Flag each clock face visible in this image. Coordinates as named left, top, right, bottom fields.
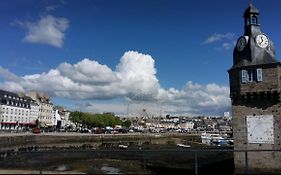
left=256, top=34, right=269, bottom=48
left=236, top=37, right=246, bottom=51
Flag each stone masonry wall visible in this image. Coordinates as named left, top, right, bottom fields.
left=231, top=65, right=281, bottom=174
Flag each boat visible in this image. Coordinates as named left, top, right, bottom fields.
left=211, top=137, right=229, bottom=145
left=32, top=127, right=41, bottom=134
left=118, top=144, right=128, bottom=149
left=177, top=144, right=191, bottom=148
left=228, top=139, right=234, bottom=145
left=201, top=132, right=228, bottom=145
left=201, top=132, right=218, bottom=144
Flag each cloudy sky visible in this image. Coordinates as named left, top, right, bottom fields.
left=0, top=0, right=281, bottom=117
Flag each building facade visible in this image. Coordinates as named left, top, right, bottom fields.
left=0, top=90, right=72, bottom=130
left=53, top=106, right=72, bottom=129
left=28, top=92, right=54, bottom=127
left=0, top=90, right=34, bottom=130
left=228, top=3, right=281, bottom=173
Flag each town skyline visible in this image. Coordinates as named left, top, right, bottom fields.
left=0, top=0, right=281, bottom=116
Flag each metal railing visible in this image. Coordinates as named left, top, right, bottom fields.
left=0, top=148, right=280, bottom=174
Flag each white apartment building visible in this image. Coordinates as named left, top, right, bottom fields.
left=0, top=90, right=34, bottom=130
left=29, top=98, right=39, bottom=124
left=178, top=121, right=194, bottom=130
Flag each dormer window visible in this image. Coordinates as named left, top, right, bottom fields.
left=241, top=68, right=263, bottom=83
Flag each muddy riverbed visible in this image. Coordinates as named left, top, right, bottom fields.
left=0, top=137, right=234, bottom=174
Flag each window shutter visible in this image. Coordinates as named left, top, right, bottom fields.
left=241, top=70, right=247, bottom=83
left=257, top=68, right=263, bottom=82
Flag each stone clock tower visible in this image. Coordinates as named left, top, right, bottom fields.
left=228, top=2, right=281, bottom=174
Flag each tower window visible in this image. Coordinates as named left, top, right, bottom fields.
left=257, top=68, right=263, bottom=81
left=251, top=16, right=257, bottom=25
left=241, top=68, right=262, bottom=83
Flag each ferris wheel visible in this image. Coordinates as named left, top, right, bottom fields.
left=125, top=90, right=157, bottom=121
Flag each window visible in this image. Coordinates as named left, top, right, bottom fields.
left=257, top=68, right=263, bottom=82
left=241, top=68, right=262, bottom=83
left=247, top=70, right=256, bottom=82
left=251, top=16, right=257, bottom=25
left=241, top=70, right=248, bottom=83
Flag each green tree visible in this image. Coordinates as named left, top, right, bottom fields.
left=69, top=111, right=83, bottom=127
left=69, top=111, right=124, bottom=128
left=122, top=120, right=132, bottom=128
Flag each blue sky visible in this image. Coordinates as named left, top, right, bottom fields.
left=0, top=0, right=281, bottom=116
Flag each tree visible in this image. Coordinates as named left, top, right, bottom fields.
left=69, top=111, right=124, bottom=128
left=122, top=120, right=132, bottom=128
left=69, top=111, right=83, bottom=127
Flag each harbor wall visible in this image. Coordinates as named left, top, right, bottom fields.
left=0, top=133, right=201, bottom=150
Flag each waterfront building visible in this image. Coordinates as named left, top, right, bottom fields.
left=53, top=106, right=72, bottom=129
left=28, top=92, right=54, bottom=128
left=228, top=2, right=281, bottom=173
left=178, top=121, right=194, bottom=130
left=53, top=107, right=62, bottom=129
left=0, top=90, right=34, bottom=130
left=223, top=112, right=230, bottom=118
left=27, top=97, right=39, bottom=125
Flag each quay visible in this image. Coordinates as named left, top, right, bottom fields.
left=0, top=132, right=203, bottom=150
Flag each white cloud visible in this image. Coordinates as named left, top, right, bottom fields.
left=0, top=67, right=19, bottom=81
left=222, top=42, right=232, bottom=50
left=46, top=5, right=59, bottom=11
left=0, top=51, right=230, bottom=116
left=0, top=81, right=25, bottom=93
left=16, top=15, right=69, bottom=47
left=58, top=59, right=119, bottom=85
left=203, top=32, right=234, bottom=44
left=215, top=41, right=236, bottom=51
left=116, top=51, right=160, bottom=95
left=155, top=81, right=230, bottom=115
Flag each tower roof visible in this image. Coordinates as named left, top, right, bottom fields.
left=243, top=2, right=259, bottom=17
left=230, top=2, right=280, bottom=70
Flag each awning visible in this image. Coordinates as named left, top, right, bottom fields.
left=0, top=122, right=17, bottom=125
left=0, top=122, right=35, bottom=126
